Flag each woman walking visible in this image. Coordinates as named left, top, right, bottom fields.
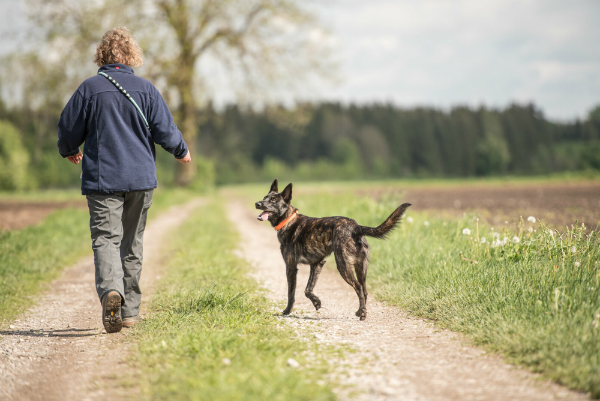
left=57, top=27, right=191, bottom=333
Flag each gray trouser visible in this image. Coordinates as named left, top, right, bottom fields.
left=86, top=190, right=153, bottom=318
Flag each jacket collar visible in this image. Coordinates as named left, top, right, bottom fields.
left=98, top=63, right=135, bottom=75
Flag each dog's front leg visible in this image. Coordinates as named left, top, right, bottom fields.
left=282, top=263, right=299, bottom=315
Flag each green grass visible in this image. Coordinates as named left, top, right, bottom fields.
left=0, top=188, right=200, bottom=325
left=128, top=198, right=336, bottom=401
left=223, top=171, right=600, bottom=198
left=285, top=189, right=600, bottom=398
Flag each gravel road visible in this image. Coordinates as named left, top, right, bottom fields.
left=0, top=198, right=205, bottom=401
left=228, top=200, right=589, bottom=401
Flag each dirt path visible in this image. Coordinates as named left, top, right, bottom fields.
left=0, top=198, right=205, bottom=401
left=228, top=200, right=589, bottom=401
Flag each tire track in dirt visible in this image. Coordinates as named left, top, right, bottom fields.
left=228, top=200, right=589, bottom=401
left=0, top=198, right=205, bottom=401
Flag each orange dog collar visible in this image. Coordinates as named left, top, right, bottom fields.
left=275, top=210, right=299, bottom=231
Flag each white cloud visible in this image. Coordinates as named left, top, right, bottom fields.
left=316, top=0, right=600, bottom=120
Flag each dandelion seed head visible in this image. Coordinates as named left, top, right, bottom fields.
left=528, top=227, right=533, bottom=233
left=423, top=221, right=430, bottom=226
left=493, top=232, right=500, bottom=238
left=462, top=228, right=471, bottom=235
left=512, top=236, right=520, bottom=244
left=406, top=216, right=414, bottom=223
left=574, top=261, right=581, bottom=267
left=480, top=237, right=486, bottom=243
left=527, top=216, right=536, bottom=223
left=503, top=237, right=509, bottom=244
left=547, top=230, right=554, bottom=237
left=571, top=246, right=576, bottom=253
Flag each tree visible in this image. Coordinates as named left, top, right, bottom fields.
left=2, top=0, right=336, bottom=185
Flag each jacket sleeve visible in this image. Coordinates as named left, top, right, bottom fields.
left=57, top=90, right=87, bottom=157
left=148, top=90, right=189, bottom=159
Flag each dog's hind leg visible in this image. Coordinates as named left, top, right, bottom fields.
left=305, top=259, right=326, bottom=310
left=334, top=240, right=368, bottom=321
left=282, top=263, right=299, bottom=315
left=354, top=237, right=370, bottom=305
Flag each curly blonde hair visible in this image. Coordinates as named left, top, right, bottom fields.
left=94, top=27, right=144, bottom=67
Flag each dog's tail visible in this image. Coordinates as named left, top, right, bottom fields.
left=356, top=203, right=411, bottom=240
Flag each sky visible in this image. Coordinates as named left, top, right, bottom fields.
left=1, top=0, right=599, bottom=121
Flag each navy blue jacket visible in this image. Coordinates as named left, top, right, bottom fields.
left=57, top=63, right=188, bottom=195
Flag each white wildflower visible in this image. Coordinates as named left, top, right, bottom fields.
left=527, top=216, right=536, bottom=223
left=512, top=236, right=520, bottom=244
left=287, top=358, right=300, bottom=368
left=528, top=227, right=533, bottom=233
left=493, top=232, right=500, bottom=239
left=503, top=237, right=509, bottom=244
left=574, top=261, right=581, bottom=268
left=462, top=228, right=471, bottom=235
left=406, top=216, right=414, bottom=223
left=547, top=230, right=554, bottom=237
left=491, top=240, right=499, bottom=248
left=480, top=237, right=486, bottom=244
left=571, top=246, right=576, bottom=253
left=222, top=358, right=231, bottom=365
left=423, top=221, right=430, bottom=226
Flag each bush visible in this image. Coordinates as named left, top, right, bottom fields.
left=190, top=156, right=215, bottom=193
left=0, top=120, right=30, bottom=190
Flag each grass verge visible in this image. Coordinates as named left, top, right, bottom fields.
left=288, top=189, right=600, bottom=398
left=128, top=198, right=336, bottom=401
left=0, top=188, right=200, bottom=325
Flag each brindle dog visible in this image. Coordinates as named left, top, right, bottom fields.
left=255, top=179, right=411, bottom=321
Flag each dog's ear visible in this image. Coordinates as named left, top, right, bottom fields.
left=281, top=183, right=292, bottom=203
left=270, top=179, right=278, bottom=193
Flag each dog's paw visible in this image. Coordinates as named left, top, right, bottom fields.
left=313, top=299, right=321, bottom=310
left=355, top=309, right=367, bottom=320
left=282, top=308, right=292, bottom=315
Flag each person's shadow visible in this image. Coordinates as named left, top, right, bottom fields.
left=0, top=328, right=99, bottom=338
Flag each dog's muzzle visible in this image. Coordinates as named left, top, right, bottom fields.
left=255, top=202, right=271, bottom=221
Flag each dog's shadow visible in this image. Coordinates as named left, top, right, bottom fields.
left=274, top=313, right=334, bottom=321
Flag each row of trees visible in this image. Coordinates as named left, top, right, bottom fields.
left=194, top=102, right=600, bottom=184
left=2, top=98, right=598, bottom=190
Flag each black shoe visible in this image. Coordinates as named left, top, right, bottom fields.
left=102, top=291, right=123, bottom=333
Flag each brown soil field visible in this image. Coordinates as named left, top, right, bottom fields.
left=0, top=201, right=87, bottom=231
left=367, top=181, right=600, bottom=229
left=2, top=181, right=599, bottom=232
